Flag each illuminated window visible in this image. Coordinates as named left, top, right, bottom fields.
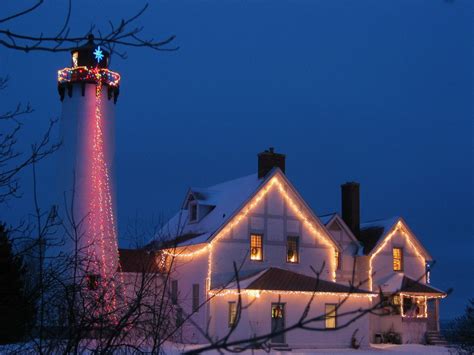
left=393, top=247, right=403, bottom=271
left=228, top=302, right=237, bottom=327
left=72, top=51, right=79, bottom=67
left=392, top=295, right=401, bottom=305
left=325, top=304, right=337, bottom=329
left=271, top=303, right=284, bottom=319
left=286, top=236, right=299, bottom=263
left=391, top=295, right=401, bottom=314
left=250, top=234, right=263, bottom=261
left=335, top=249, right=342, bottom=270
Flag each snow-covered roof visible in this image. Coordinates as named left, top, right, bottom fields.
left=212, top=267, right=374, bottom=294
left=318, top=213, right=337, bottom=225
left=359, top=216, right=400, bottom=254
left=360, top=216, right=400, bottom=233
left=154, top=172, right=266, bottom=247
left=376, top=273, right=445, bottom=295
left=153, top=172, right=430, bottom=262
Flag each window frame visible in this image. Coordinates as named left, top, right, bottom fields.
left=171, top=280, right=178, bottom=305
left=393, top=247, right=404, bottom=272
left=250, top=233, right=264, bottom=261
left=286, top=236, right=300, bottom=263
left=192, top=284, right=200, bottom=312
left=189, top=202, right=198, bottom=223
left=325, top=304, right=337, bottom=329
left=176, top=307, right=184, bottom=327
left=335, top=249, right=342, bottom=270
left=228, top=302, right=237, bottom=328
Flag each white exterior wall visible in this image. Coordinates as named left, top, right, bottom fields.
left=370, top=310, right=427, bottom=344
left=59, top=83, right=117, bottom=225
left=326, top=219, right=360, bottom=285
left=210, top=293, right=371, bottom=349
left=211, top=186, right=334, bottom=286
left=171, top=251, right=210, bottom=343
left=58, top=83, right=118, bottom=276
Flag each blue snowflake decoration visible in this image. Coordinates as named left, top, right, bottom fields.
left=93, top=46, right=104, bottom=63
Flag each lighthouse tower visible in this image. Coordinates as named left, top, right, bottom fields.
left=57, top=36, right=121, bottom=279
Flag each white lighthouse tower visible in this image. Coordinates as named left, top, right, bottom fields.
left=57, top=35, right=121, bottom=280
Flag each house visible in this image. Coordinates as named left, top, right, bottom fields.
left=143, top=148, right=445, bottom=349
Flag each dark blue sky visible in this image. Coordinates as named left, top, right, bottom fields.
left=1, top=0, right=472, bottom=319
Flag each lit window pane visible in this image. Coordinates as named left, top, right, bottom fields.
left=325, top=304, right=337, bottom=329
left=334, top=249, right=341, bottom=270
left=287, top=236, right=299, bottom=263
left=250, top=234, right=263, bottom=261
left=228, top=302, right=237, bottom=327
left=393, top=248, right=403, bottom=271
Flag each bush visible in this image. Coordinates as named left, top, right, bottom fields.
left=445, top=298, right=474, bottom=352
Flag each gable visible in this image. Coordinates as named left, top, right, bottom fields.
left=368, top=218, right=432, bottom=291
left=156, top=169, right=339, bottom=252
left=368, top=218, right=432, bottom=260
left=208, top=169, right=339, bottom=252
left=325, top=214, right=361, bottom=246
left=157, top=169, right=341, bottom=281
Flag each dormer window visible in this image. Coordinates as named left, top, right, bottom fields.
left=189, top=202, right=198, bottom=222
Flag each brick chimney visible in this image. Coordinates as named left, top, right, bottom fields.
left=258, top=147, right=285, bottom=179
left=341, top=182, right=360, bottom=237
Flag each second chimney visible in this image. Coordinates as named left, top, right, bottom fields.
left=341, top=182, right=360, bottom=238
left=258, top=147, right=285, bottom=179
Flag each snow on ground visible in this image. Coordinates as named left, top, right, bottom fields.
left=0, top=342, right=453, bottom=354
left=163, top=343, right=453, bottom=354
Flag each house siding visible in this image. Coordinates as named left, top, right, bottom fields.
left=210, top=293, right=370, bottom=349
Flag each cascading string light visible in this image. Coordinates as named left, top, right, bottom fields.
left=91, top=74, right=118, bottom=315
left=208, top=289, right=376, bottom=298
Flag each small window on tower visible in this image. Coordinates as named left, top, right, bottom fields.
left=286, top=236, right=299, bottom=263
left=250, top=234, right=263, bottom=261
left=393, top=247, right=403, bottom=271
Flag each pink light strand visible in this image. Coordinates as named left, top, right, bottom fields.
left=88, top=71, right=123, bottom=318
